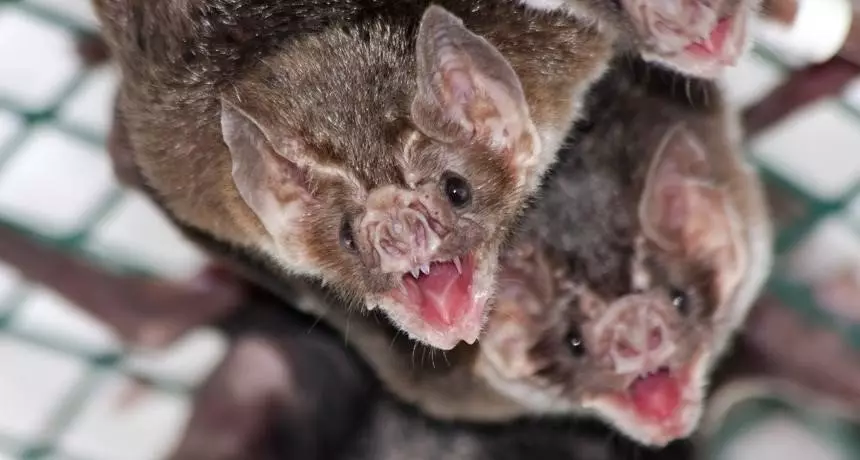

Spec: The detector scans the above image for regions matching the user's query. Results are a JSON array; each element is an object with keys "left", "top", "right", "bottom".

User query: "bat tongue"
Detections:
[
  {"left": 684, "top": 17, "right": 732, "bottom": 57},
  {"left": 408, "top": 258, "right": 475, "bottom": 328},
  {"left": 629, "top": 369, "right": 681, "bottom": 421}
]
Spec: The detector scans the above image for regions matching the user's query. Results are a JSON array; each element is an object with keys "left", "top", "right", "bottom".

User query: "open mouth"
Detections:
[
  {"left": 605, "top": 364, "right": 697, "bottom": 437},
  {"left": 591, "top": 361, "right": 705, "bottom": 445},
  {"left": 681, "top": 12, "right": 746, "bottom": 67},
  {"left": 393, "top": 253, "right": 477, "bottom": 330},
  {"left": 626, "top": 367, "right": 683, "bottom": 422},
  {"left": 684, "top": 16, "right": 732, "bottom": 56}
]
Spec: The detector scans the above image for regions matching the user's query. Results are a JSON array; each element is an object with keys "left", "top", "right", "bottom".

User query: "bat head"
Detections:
[
  {"left": 620, "top": 0, "right": 761, "bottom": 78},
  {"left": 219, "top": 5, "right": 540, "bottom": 350},
  {"left": 477, "top": 124, "right": 751, "bottom": 446}
]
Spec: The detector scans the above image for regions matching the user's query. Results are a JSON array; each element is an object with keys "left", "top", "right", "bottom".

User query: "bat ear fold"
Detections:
[
  {"left": 639, "top": 124, "right": 746, "bottom": 298},
  {"left": 220, "top": 97, "right": 320, "bottom": 272},
  {"left": 478, "top": 287, "right": 544, "bottom": 381},
  {"left": 411, "top": 5, "right": 540, "bottom": 184}
]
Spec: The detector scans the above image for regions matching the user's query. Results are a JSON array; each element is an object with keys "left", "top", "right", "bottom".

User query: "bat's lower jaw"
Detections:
[
  {"left": 373, "top": 252, "right": 491, "bottom": 350},
  {"left": 584, "top": 365, "right": 704, "bottom": 446},
  {"left": 396, "top": 304, "right": 486, "bottom": 350}
]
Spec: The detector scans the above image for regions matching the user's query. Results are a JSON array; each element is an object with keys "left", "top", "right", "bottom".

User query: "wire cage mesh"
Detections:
[{"left": 0, "top": 1, "right": 859, "bottom": 459}]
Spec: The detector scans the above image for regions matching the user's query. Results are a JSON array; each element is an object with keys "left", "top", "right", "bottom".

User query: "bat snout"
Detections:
[
  {"left": 596, "top": 297, "right": 678, "bottom": 375},
  {"left": 358, "top": 186, "right": 450, "bottom": 274},
  {"left": 372, "top": 209, "right": 440, "bottom": 272}
]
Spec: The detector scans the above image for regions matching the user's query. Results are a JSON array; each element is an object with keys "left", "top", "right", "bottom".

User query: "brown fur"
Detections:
[
  {"left": 91, "top": 0, "right": 769, "bottom": 443},
  {"left": 94, "top": 0, "right": 612, "bottom": 249},
  {"left": 92, "top": 0, "right": 615, "bottom": 347}
]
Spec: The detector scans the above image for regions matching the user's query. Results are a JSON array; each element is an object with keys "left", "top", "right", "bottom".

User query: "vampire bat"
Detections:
[
  {"left": 451, "top": 56, "right": 773, "bottom": 447},
  {"left": 517, "top": 0, "right": 762, "bottom": 79},
  {"left": 91, "top": 0, "right": 615, "bottom": 350}
]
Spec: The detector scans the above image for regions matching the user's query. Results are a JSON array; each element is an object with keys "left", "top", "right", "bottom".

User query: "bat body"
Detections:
[
  {"left": 92, "top": 0, "right": 615, "bottom": 350},
  {"left": 519, "top": 0, "right": 762, "bottom": 78}
]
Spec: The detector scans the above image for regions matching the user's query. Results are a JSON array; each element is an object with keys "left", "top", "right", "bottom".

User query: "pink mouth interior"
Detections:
[
  {"left": 398, "top": 254, "right": 476, "bottom": 329},
  {"left": 684, "top": 16, "right": 733, "bottom": 58},
  {"left": 627, "top": 368, "right": 682, "bottom": 421}
]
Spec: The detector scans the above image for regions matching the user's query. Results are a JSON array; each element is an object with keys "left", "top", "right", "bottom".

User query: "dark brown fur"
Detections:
[
  {"left": 92, "top": 0, "right": 614, "bottom": 348},
  {"left": 91, "top": 0, "right": 612, "bottom": 252},
  {"left": 469, "top": 56, "right": 771, "bottom": 445}
]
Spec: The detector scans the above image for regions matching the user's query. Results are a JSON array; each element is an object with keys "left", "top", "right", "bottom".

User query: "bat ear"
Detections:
[
  {"left": 479, "top": 291, "right": 542, "bottom": 380},
  {"left": 220, "top": 98, "right": 318, "bottom": 267},
  {"left": 639, "top": 125, "right": 745, "bottom": 294},
  {"left": 411, "top": 5, "right": 540, "bottom": 177},
  {"left": 169, "top": 337, "right": 291, "bottom": 460}
]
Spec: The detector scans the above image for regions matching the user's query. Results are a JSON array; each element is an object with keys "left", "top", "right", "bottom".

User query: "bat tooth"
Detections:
[
  {"left": 410, "top": 267, "right": 420, "bottom": 279},
  {"left": 420, "top": 263, "right": 431, "bottom": 275},
  {"left": 398, "top": 283, "right": 408, "bottom": 297},
  {"left": 453, "top": 256, "right": 462, "bottom": 274}
]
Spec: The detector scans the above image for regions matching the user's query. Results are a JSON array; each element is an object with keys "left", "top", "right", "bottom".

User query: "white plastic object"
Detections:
[{"left": 755, "top": 0, "right": 853, "bottom": 66}]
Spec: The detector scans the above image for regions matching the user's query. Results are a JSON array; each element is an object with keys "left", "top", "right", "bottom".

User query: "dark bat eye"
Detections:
[
  {"left": 670, "top": 288, "right": 688, "bottom": 314},
  {"left": 441, "top": 171, "right": 472, "bottom": 208},
  {"left": 340, "top": 218, "right": 358, "bottom": 253},
  {"left": 566, "top": 327, "right": 586, "bottom": 357}
]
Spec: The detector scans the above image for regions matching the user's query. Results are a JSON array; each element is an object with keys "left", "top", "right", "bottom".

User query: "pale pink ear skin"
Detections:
[
  {"left": 638, "top": 124, "right": 744, "bottom": 298},
  {"left": 220, "top": 99, "right": 320, "bottom": 274},
  {"left": 481, "top": 312, "right": 538, "bottom": 380},
  {"left": 639, "top": 124, "right": 713, "bottom": 252},
  {"left": 221, "top": 101, "right": 281, "bottom": 219},
  {"left": 411, "top": 5, "right": 540, "bottom": 177}
]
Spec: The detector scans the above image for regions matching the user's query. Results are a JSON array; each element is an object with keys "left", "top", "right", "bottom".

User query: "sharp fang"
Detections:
[
  {"left": 366, "top": 303, "right": 377, "bottom": 311},
  {"left": 410, "top": 267, "right": 420, "bottom": 279},
  {"left": 420, "top": 263, "right": 430, "bottom": 275},
  {"left": 398, "top": 283, "right": 408, "bottom": 297},
  {"left": 453, "top": 256, "right": 462, "bottom": 274}
]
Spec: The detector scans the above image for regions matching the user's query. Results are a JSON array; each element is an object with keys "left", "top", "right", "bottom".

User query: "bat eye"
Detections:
[
  {"left": 340, "top": 218, "right": 358, "bottom": 253},
  {"left": 441, "top": 171, "right": 472, "bottom": 208},
  {"left": 670, "top": 288, "right": 688, "bottom": 314},
  {"left": 566, "top": 327, "right": 586, "bottom": 357}
]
